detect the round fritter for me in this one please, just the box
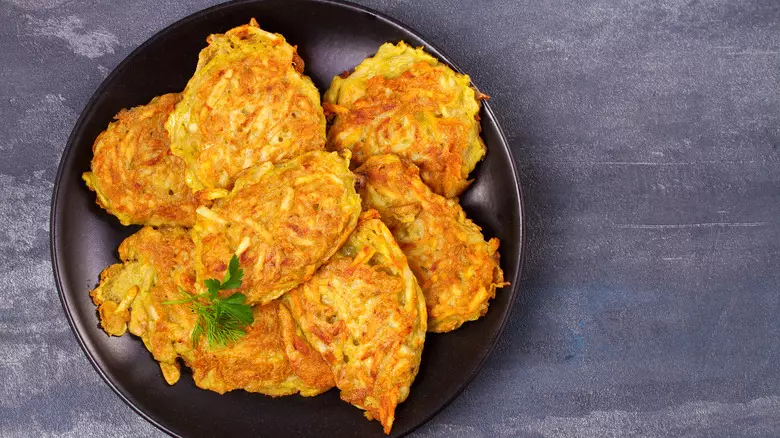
[193,150,361,305]
[89,226,198,384]
[324,41,486,198]
[283,210,427,434]
[356,155,508,333]
[191,301,334,396]
[166,19,326,192]
[82,93,198,227]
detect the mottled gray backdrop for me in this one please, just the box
[2,0,779,437]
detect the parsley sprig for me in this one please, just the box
[164,255,254,348]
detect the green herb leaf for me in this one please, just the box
[190,317,204,347]
[220,255,243,290]
[165,255,253,348]
[221,293,253,323]
[221,292,246,305]
[203,278,221,300]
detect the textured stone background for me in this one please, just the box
[2,0,779,437]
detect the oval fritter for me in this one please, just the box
[166,19,326,192]
[191,301,334,397]
[324,41,486,198]
[89,226,198,384]
[193,150,361,305]
[283,210,427,434]
[82,93,198,227]
[355,154,508,333]
[90,227,334,395]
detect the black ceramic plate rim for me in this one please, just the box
[50,0,526,436]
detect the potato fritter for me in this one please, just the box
[356,155,507,333]
[89,226,198,384]
[82,93,198,227]
[90,227,335,395]
[191,301,334,396]
[284,210,427,434]
[166,19,326,192]
[193,150,361,306]
[324,41,486,198]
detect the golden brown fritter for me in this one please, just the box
[190,301,334,396]
[89,226,198,384]
[356,155,507,333]
[82,93,198,227]
[324,41,486,198]
[283,210,427,434]
[193,150,361,306]
[166,19,326,193]
[90,227,335,395]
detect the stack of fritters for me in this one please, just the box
[85,20,506,435]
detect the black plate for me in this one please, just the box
[50,1,524,436]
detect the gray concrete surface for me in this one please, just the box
[1,0,779,436]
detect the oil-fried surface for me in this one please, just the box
[324,41,486,198]
[356,155,507,333]
[82,93,198,227]
[90,227,334,395]
[191,301,334,396]
[166,19,326,192]
[89,227,197,384]
[284,211,427,434]
[193,150,361,305]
